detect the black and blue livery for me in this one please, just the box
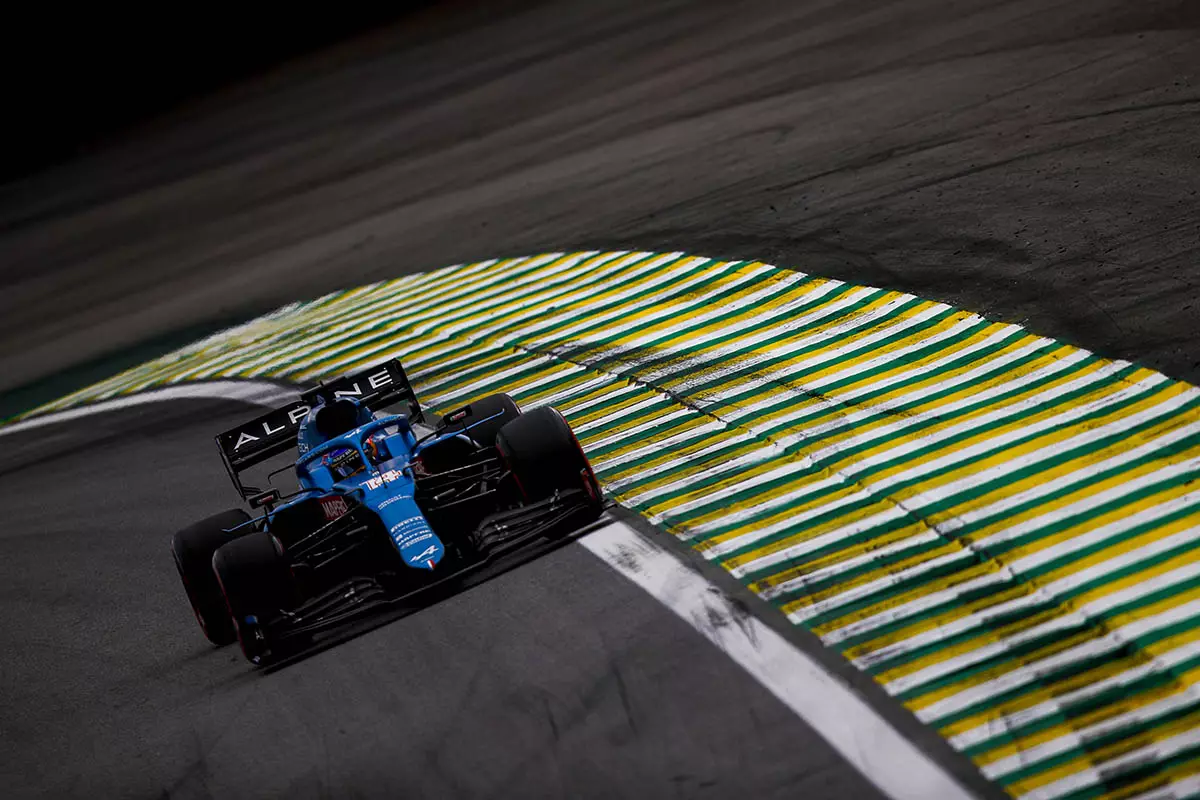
[171,359,604,665]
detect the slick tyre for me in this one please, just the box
[171,509,251,646]
[212,532,295,665]
[497,406,603,516]
[441,393,521,447]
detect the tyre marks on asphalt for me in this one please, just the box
[16,250,1200,799]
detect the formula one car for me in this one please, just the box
[171,358,603,665]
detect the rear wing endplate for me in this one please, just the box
[215,358,424,496]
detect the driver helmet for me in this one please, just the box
[325,446,366,480]
[298,396,375,455]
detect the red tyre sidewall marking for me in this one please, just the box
[173,549,210,636]
[553,407,602,502]
[212,555,251,658]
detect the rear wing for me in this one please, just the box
[215,358,424,497]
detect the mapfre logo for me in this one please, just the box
[320,496,350,521]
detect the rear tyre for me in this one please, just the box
[441,393,521,447]
[171,509,251,646]
[497,406,603,525]
[212,532,296,665]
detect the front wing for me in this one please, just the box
[260,488,605,667]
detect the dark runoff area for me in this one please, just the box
[1,5,454,181]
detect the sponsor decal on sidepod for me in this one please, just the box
[320,496,350,521]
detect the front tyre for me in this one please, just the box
[171,509,251,645]
[212,532,296,665]
[497,406,603,523]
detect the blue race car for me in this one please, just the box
[171,359,604,665]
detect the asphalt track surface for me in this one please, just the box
[0,401,882,799]
[1,0,1198,797]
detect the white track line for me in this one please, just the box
[580,522,975,800]
[0,381,298,437]
[0,382,976,800]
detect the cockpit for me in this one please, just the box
[294,397,420,490]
